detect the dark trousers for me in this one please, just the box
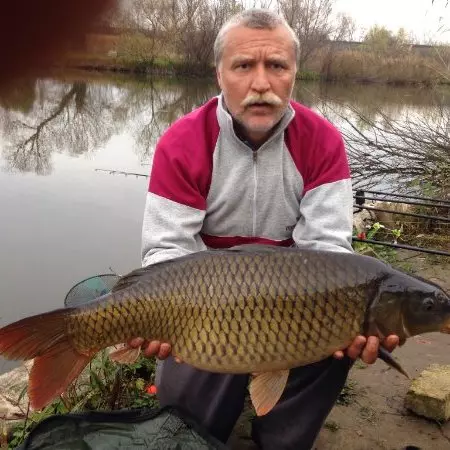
[155,356,352,450]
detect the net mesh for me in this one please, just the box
[64,274,120,308]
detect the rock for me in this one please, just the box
[405,364,450,422]
[0,361,31,420]
[372,201,415,229]
[352,208,376,234]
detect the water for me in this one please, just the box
[0,71,449,374]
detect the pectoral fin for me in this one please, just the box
[378,347,409,378]
[109,344,141,364]
[249,370,289,416]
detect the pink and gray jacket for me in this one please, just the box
[141,94,354,267]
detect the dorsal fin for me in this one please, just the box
[111,265,159,293]
[111,253,198,293]
[112,245,291,292]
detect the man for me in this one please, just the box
[132,9,399,449]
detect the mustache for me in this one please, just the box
[241,93,283,108]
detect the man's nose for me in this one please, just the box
[250,65,270,92]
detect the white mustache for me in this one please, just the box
[241,93,283,108]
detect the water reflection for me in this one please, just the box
[1,72,449,189]
[1,80,121,174]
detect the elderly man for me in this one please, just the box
[133,8,399,450]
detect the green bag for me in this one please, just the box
[16,406,228,449]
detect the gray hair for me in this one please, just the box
[214,8,299,67]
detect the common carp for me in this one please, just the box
[0,245,449,415]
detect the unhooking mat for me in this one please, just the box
[15,406,228,449]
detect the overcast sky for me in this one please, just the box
[334,0,450,43]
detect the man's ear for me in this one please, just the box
[216,66,222,90]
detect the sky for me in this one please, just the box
[334,0,450,43]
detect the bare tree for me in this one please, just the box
[321,12,355,79]
[164,0,244,70]
[326,103,450,193]
[277,0,335,69]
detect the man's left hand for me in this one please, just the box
[333,335,400,364]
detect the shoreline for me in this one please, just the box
[55,57,450,87]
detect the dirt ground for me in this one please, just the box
[229,252,450,450]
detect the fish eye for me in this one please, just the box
[422,298,435,311]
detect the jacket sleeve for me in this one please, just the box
[141,130,209,268]
[292,127,354,253]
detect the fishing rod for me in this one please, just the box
[353,189,450,206]
[93,168,448,256]
[352,237,450,257]
[353,204,450,223]
[95,168,450,220]
[354,194,450,210]
[95,168,149,178]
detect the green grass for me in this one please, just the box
[297,70,321,81]
[324,420,340,432]
[336,379,359,406]
[5,350,159,449]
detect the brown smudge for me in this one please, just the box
[0,1,117,90]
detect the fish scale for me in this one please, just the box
[41,252,366,366]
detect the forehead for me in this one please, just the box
[221,25,296,60]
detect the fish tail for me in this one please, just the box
[0,309,94,410]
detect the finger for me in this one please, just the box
[333,350,344,359]
[128,337,145,348]
[382,335,400,352]
[361,336,380,364]
[175,357,183,364]
[346,336,367,360]
[157,343,172,360]
[144,340,161,357]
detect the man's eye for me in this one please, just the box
[270,63,285,70]
[236,63,250,70]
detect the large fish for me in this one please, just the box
[0,245,449,415]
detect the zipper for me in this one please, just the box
[252,151,258,236]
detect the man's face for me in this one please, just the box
[216,25,297,144]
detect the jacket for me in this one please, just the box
[141,94,353,267]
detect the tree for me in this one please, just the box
[363,26,394,53]
[363,25,413,55]
[277,0,342,70]
[331,104,450,193]
[165,0,244,69]
[321,12,356,79]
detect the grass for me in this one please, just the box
[322,49,447,85]
[324,420,340,432]
[354,360,368,370]
[4,350,159,449]
[336,379,359,406]
[359,405,378,423]
[297,70,322,81]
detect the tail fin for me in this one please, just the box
[0,309,94,410]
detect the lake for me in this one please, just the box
[0,71,449,373]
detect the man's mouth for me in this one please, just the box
[247,102,273,109]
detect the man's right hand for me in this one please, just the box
[128,337,175,360]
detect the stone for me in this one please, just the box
[352,208,376,234]
[405,364,450,422]
[0,361,31,420]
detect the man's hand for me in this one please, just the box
[128,338,183,362]
[333,335,400,364]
